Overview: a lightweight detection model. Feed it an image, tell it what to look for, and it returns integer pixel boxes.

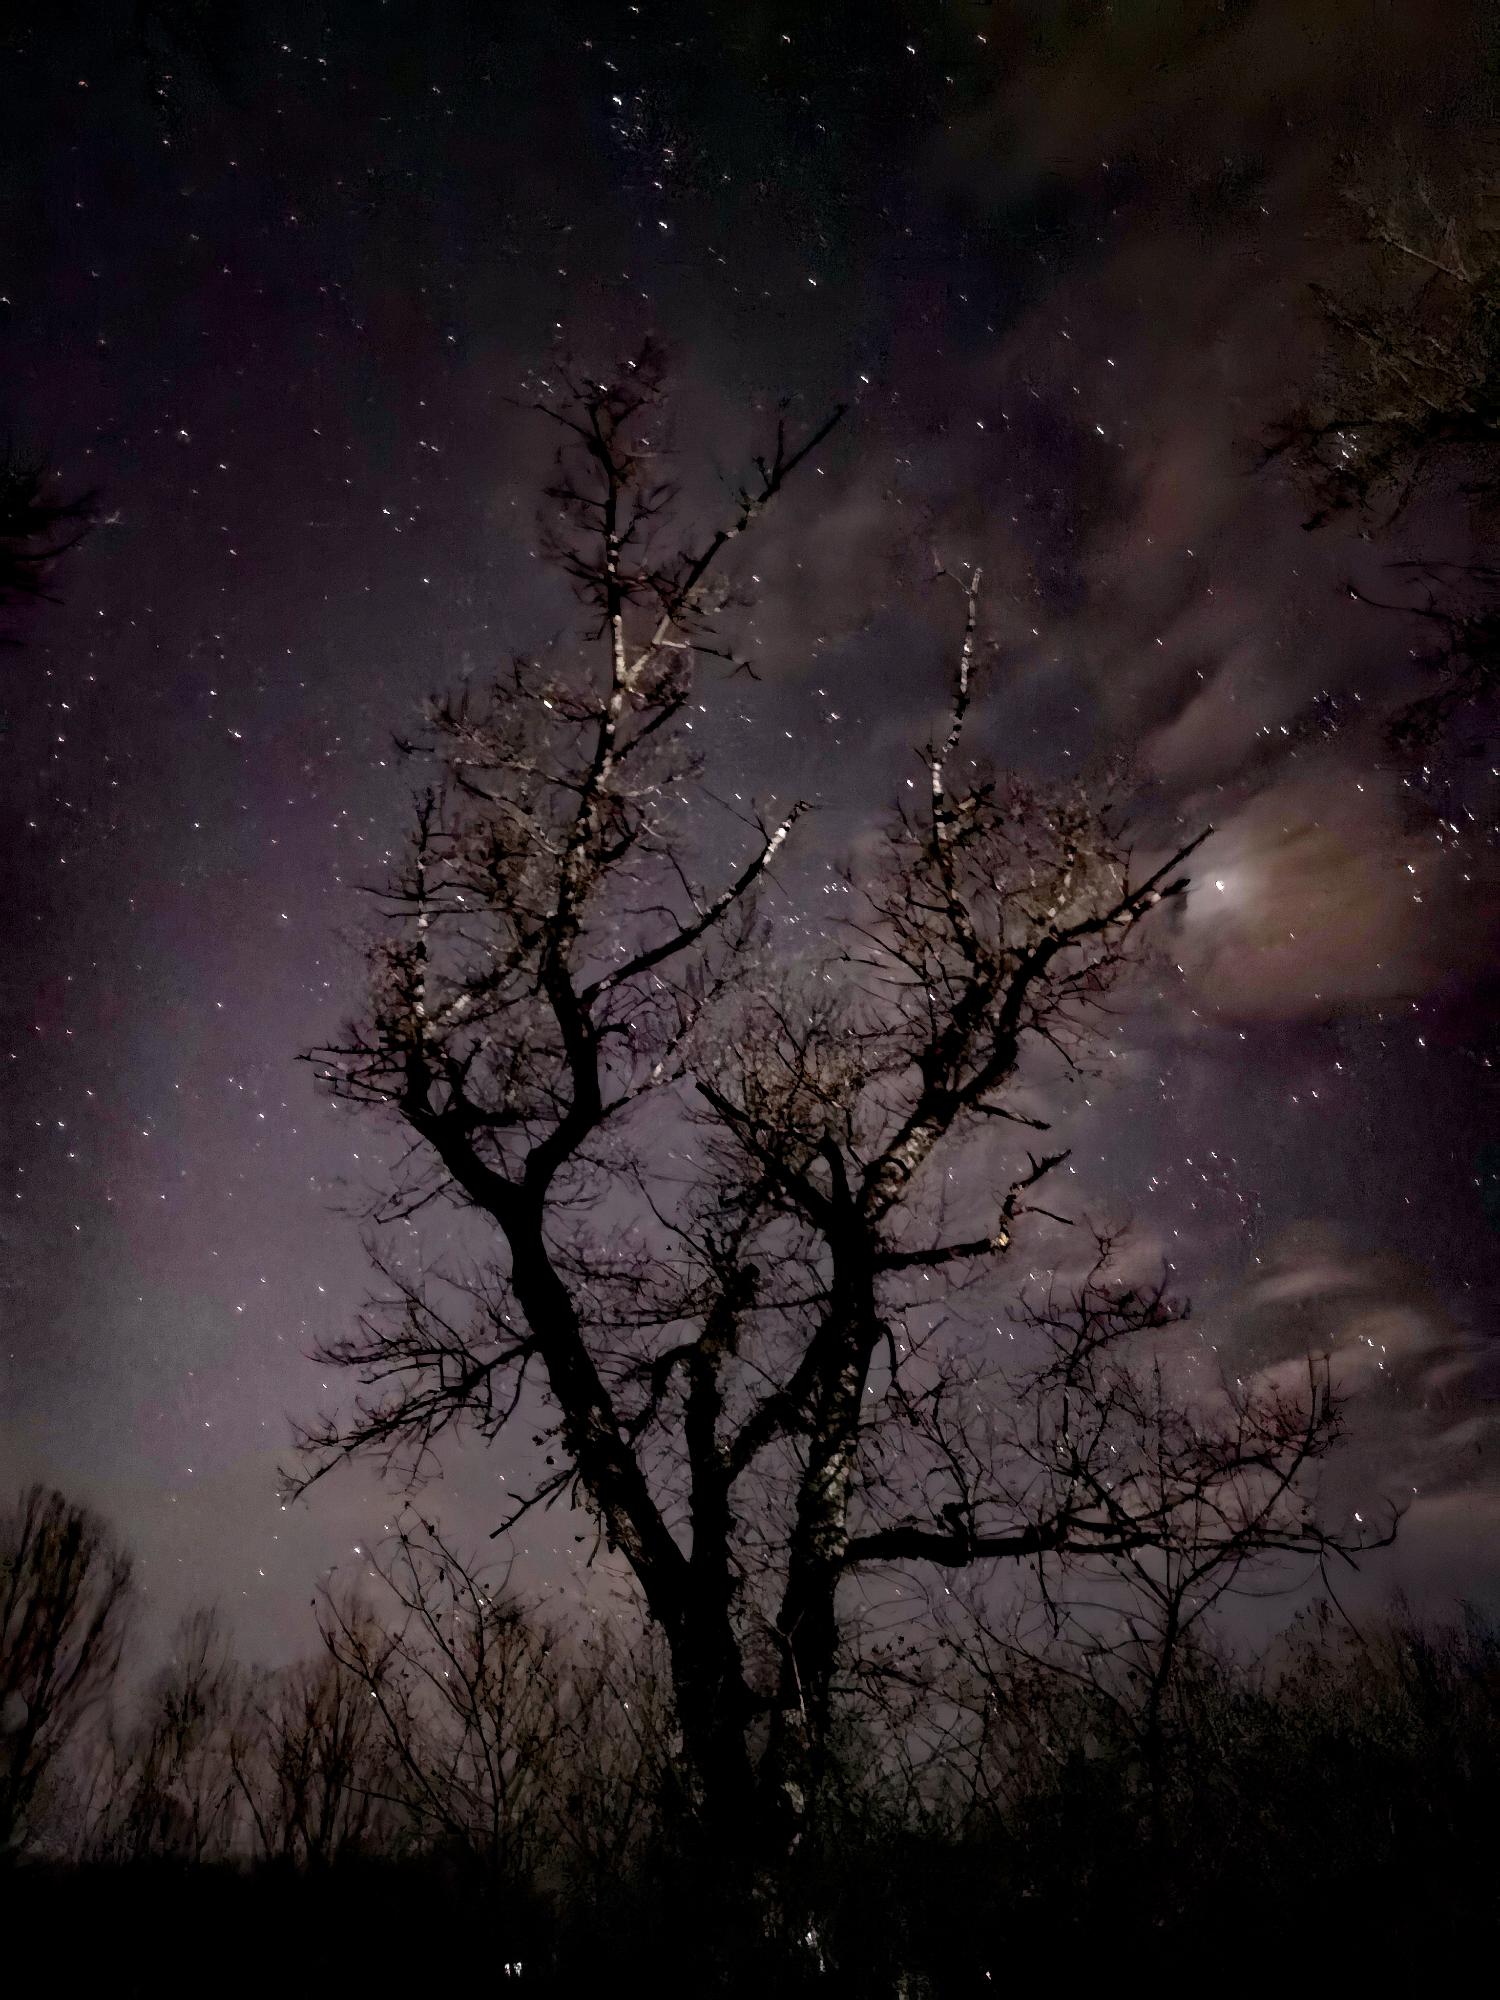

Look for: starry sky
[3,0,1498,1663]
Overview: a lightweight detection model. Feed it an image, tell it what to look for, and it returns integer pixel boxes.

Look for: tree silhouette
[317,1520,673,1888]
[0,1484,132,1851]
[110,1607,239,1863]
[0,445,96,629]
[295,351,1384,1889]
[1266,161,1500,749]
[317,1526,560,1882]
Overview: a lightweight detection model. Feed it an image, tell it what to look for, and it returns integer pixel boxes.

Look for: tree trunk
[759,1243,881,1866]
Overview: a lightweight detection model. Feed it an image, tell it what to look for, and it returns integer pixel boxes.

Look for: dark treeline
[3,1481,1497,1994]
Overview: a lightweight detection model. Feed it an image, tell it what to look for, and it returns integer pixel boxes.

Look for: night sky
[4,0,1498,1663]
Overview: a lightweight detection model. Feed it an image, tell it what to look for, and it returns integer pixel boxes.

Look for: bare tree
[1268,162,1500,527]
[318,1525,557,1880]
[294,352,1381,1885]
[923,1235,1379,1887]
[548,1612,677,1894]
[0,1485,132,1853]
[319,1521,679,1894]
[229,1641,392,1868]
[1267,160,1500,748]
[109,1606,240,1863]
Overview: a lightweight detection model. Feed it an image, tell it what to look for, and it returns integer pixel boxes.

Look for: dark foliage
[0,443,96,629]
